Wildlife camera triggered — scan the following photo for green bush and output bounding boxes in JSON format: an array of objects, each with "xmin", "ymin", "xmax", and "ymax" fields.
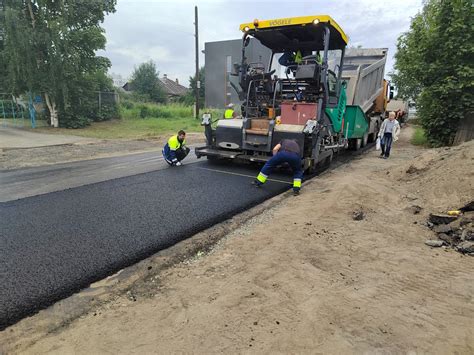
[
  {"xmin": 60, "ymin": 111, "xmax": 91, "ymax": 128},
  {"xmin": 139, "ymin": 105, "xmax": 149, "ymax": 118},
  {"xmin": 121, "ymin": 101, "xmax": 194, "ymax": 120},
  {"xmin": 121, "ymin": 100, "xmax": 134, "ymax": 109},
  {"xmin": 411, "ymin": 126, "xmax": 428, "ymax": 146},
  {"xmin": 391, "ymin": 0, "xmax": 473, "ymax": 146},
  {"xmin": 95, "ymin": 104, "xmax": 119, "ymax": 122}
]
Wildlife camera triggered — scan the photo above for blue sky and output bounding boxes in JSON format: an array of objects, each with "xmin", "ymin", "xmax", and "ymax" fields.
[{"xmin": 100, "ymin": 0, "xmax": 423, "ymax": 86}]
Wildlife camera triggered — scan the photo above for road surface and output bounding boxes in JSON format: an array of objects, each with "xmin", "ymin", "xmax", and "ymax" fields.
[{"xmin": 0, "ymin": 152, "xmax": 294, "ymax": 329}]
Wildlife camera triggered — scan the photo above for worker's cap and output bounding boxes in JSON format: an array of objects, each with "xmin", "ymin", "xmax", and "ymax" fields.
[{"xmin": 227, "ymin": 103, "xmax": 234, "ymax": 108}]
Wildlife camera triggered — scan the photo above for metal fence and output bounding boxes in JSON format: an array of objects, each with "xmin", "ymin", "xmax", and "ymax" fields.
[
  {"xmin": 1, "ymin": 91, "xmax": 119, "ymax": 128},
  {"xmin": 0, "ymin": 94, "xmax": 36, "ymax": 128}
]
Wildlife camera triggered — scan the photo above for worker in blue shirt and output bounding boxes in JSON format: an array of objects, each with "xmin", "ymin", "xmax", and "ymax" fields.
[
  {"xmin": 163, "ymin": 130, "xmax": 190, "ymax": 166},
  {"xmin": 254, "ymin": 139, "xmax": 303, "ymax": 195}
]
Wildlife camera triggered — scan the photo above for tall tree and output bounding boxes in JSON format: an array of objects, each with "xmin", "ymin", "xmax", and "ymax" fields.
[
  {"xmin": 2, "ymin": 0, "xmax": 116, "ymax": 127},
  {"xmin": 130, "ymin": 61, "xmax": 166, "ymax": 103},
  {"xmin": 0, "ymin": 1, "xmax": 7, "ymax": 92},
  {"xmin": 391, "ymin": 0, "xmax": 473, "ymax": 146}
]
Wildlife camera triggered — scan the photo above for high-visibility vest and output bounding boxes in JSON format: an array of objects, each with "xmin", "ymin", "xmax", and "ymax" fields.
[
  {"xmin": 316, "ymin": 53, "xmax": 322, "ymax": 64},
  {"xmin": 294, "ymin": 50, "xmax": 303, "ymax": 64},
  {"xmin": 168, "ymin": 135, "xmax": 185, "ymax": 151},
  {"xmin": 224, "ymin": 109, "xmax": 234, "ymax": 119}
]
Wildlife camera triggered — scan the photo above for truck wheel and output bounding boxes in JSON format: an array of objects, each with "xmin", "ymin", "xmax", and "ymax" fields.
[
  {"xmin": 368, "ymin": 122, "xmax": 380, "ymax": 143},
  {"xmin": 361, "ymin": 132, "xmax": 368, "ymax": 147},
  {"xmin": 349, "ymin": 138, "xmax": 362, "ymax": 151},
  {"xmin": 306, "ymin": 165, "xmax": 316, "ymax": 175},
  {"xmin": 314, "ymin": 151, "xmax": 333, "ymax": 171},
  {"xmin": 324, "ymin": 151, "xmax": 334, "ymax": 166}
]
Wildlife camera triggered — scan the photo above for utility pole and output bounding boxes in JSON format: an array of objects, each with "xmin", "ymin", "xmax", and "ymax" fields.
[{"xmin": 194, "ymin": 5, "xmax": 200, "ymax": 119}]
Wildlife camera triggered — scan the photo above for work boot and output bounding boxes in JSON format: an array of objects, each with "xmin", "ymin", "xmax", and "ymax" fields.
[
  {"xmin": 252, "ymin": 180, "xmax": 263, "ymax": 188},
  {"xmin": 293, "ymin": 188, "xmax": 300, "ymax": 196}
]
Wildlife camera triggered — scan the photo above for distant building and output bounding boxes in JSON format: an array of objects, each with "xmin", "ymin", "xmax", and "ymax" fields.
[
  {"xmin": 204, "ymin": 38, "xmax": 274, "ymax": 109},
  {"xmin": 159, "ymin": 74, "xmax": 189, "ymax": 100},
  {"xmin": 110, "ymin": 73, "xmax": 127, "ymax": 88},
  {"xmin": 122, "ymin": 82, "xmax": 133, "ymax": 92},
  {"xmin": 121, "ymin": 75, "xmax": 188, "ymax": 101}
]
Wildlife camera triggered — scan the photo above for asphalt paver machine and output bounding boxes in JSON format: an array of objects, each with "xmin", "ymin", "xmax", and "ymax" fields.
[{"xmin": 196, "ymin": 15, "xmax": 387, "ymax": 172}]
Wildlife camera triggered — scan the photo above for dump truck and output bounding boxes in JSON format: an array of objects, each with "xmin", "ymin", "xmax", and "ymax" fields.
[
  {"xmin": 386, "ymin": 99, "xmax": 409, "ymax": 123},
  {"xmin": 196, "ymin": 15, "xmax": 392, "ymax": 172}
]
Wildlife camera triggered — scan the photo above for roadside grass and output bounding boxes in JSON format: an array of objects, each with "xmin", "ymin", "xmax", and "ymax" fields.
[
  {"xmin": 30, "ymin": 117, "xmax": 202, "ymax": 140},
  {"xmin": 27, "ymin": 103, "xmax": 223, "ymax": 140},
  {"xmin": 411, "ymin": 126, "xmax": 429, "ymax": 146}
]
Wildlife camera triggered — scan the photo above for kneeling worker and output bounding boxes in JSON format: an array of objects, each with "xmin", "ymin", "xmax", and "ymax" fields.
[
  {"xmin": 254, "ymin": 139, "xmax": 303, "ymax": 195},
  {"xmin": 163, "ymin": 130, "xmax": 190, "ymax": 166}
]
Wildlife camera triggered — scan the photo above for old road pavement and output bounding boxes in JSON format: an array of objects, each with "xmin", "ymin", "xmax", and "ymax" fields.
[{"xmin": 0, "ymin": 149, "xmax": 293, "ymax": 329}]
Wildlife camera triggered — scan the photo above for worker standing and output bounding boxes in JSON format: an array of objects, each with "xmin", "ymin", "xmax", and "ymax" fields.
[
  {"xmin": 224, "ymin": 103, "xmax": 239, "ymax": 119},
  {"xmin": 254, "ymin": 139, "xmax": 303, "ymax": 195},
  {"xmin": 163, "ymin": 130, "xmax": 190, "ymax": 166},
  {"xmin": 378, "ymin": 111, "xmax": 401, "ymax": 159}
]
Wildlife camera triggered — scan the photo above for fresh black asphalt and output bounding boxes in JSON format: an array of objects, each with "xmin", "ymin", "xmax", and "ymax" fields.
[{"xmin": 0, "ymin": 160, "xmax": 293, "ymax": 329}]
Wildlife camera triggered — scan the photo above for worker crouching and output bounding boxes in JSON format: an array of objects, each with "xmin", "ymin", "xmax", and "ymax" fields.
[
  {"xmin": 163, "ymin": 130, "xmax": 190, "ymax": 166},
  {"xmin": 254, "ymin": 139, "xmax": 303, "ymax": 195}
]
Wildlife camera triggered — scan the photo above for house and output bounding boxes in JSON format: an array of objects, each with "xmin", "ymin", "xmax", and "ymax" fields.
[
  {"xmin": 122, "ymin": 82, "xmax": 133, "ymax": 92},
  {"xmin": 159, "ymin": 74, "xmax": 189, "ymax": 100},
  {"xmin": 121, "ymin": 75, "xmax": 188, "ymax": 101}
]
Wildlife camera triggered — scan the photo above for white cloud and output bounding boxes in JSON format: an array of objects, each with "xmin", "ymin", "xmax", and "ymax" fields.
[
  {"xmin": 111, "ymin": 45, "xmax": 172, "ymax": 64},
  {"xmin": 101, "ymin": 0, "xmax": 424, "ymax": 85}
]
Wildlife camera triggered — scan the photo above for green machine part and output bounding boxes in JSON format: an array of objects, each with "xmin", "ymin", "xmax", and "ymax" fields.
[
  {"xmin": 343, "ymin": 105, "xmax": 369, "ymax": 139},
  {"xmin": 325, "ymin": 82, "xmax": 347, "ymax": 133},
  {"xmin": 324, "ymin": 83, "xmax": 369, "ymax": 139}
]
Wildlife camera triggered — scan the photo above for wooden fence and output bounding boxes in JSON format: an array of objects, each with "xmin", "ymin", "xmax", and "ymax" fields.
[{"xmin": 453, "ymin": 113, "xmax": 474, "ymax": 145}]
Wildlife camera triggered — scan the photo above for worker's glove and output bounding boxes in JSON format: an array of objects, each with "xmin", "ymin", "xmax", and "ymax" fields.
[{"xmin": 175, "ymin": 161, "xmax": 182, "ymax": 166}]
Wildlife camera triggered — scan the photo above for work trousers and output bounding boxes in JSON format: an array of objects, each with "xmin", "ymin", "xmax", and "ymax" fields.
[
  {"xmin": 175, "ymin": 147, "xmax": 190, "ymax": 161},
  {"xmin": 163, "ymin": 146, "xmax": 190, "ymax": 166},
  {"xmin": 256, "ymin": 151, "xmax": 303, "ymax": 192}
]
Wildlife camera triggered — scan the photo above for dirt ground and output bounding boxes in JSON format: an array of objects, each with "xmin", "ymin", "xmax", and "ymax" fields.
[
  {"xmin": 2, "ymin": 126, "xmax": 474, "ymax": 354},
  {"xmin": 0, "ymin": 132, "xmax": 204, "ymax": 169}
]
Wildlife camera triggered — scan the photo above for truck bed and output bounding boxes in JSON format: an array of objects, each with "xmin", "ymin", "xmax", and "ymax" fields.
[{"xmin": 342, "ymin": 48, "xmax": 388, "ymax": 114}]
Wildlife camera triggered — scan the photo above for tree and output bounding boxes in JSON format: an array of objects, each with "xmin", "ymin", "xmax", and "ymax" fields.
[
  {"xmin": 0, "ymin": 2, "xmax": 7, "ymax": 93},
  {"xmin": 180, "ymin": 67, "xmax": 204, "ymax": 108},
  {"xmin": 391, "ymin": 0, "xmax": 473, "ymax": 146},
  {"xmin": 130, "ymin": 61, "xmax": 167, "ymax": 103},
  {"xmin": 2, "ymin": 0, "xmax": 116, "ymax": 127}
]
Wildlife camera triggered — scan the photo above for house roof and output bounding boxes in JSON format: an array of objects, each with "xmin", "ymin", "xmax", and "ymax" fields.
[{"xmin": 159, "ymin": 75, "xmax": 188, "ymax": 96}]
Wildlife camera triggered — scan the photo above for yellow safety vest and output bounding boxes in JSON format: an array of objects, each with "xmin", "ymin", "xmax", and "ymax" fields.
[
  {"xmin": 168, "ymin": 135, "xmax": 185, "ymax": 150},
  {"xmin": 224, "ymin": 109, "xmax": 234, "ymax": 119},
  {"xmin": 294, "ymin": 50, "xmax": 303, "ymax": 64},
  {"xmin": 316, "ymin": 53, "xmax": 322, "ymax": 64}
]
